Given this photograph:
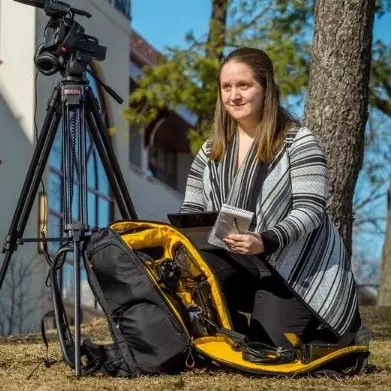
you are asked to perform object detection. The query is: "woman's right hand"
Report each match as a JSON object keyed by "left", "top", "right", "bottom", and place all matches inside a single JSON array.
[{"left": 223, "top": 232, "right": 264, "bottom": 255}]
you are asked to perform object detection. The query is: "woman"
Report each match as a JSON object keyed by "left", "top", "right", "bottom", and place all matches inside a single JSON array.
[{"left": 181, "top": 47, "right": 364, "bottom": 349}]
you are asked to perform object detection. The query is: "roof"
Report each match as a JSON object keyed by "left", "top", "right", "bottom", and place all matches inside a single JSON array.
[{"left": 130, "top": 30, "right": 162, "bottom": 67}]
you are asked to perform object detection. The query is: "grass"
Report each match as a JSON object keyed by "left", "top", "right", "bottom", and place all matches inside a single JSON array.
[{"left": 0, "top": 306, "right": 390, "bottom": 391}]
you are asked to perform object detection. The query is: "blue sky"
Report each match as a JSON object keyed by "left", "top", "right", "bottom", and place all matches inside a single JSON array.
[
  {"left": 132, "top": 1, "right": 391, "bottom": 52},
  {"left": 132, "top": 0, "right": 211, "bottom": 51}
]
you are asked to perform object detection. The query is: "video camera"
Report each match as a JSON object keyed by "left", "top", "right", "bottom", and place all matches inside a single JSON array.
[{"left": 14, "top": 0, "right": 107, "bottom": 76}]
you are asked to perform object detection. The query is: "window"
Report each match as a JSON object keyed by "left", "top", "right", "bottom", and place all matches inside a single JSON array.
[
  {"left": 149, "top": 145, "right": 177, "bottom": 189},
  {"left": 114, "top": 0, "right": 131, "bottom": 20},
  {"left": 104, "top": 0, "right": 131, "bottom": 21},
  {"left": 47, "top": 66, "right": 113, "bottom": 311},
  {"left": 129, "top": 125, "right": 142, "bottom": 168}
]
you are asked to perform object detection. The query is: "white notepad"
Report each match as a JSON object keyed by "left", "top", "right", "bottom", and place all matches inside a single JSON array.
[{"left": 207, "top": 204, "right": 254, "bottom": 250}]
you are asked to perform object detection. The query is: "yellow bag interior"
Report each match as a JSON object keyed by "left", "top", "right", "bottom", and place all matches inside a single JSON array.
[
  {"left": 110, "top": 220, "right": 232, "bottom": 330},
  {"left": 193, "top": 336, "right": 369, "bottom": 374},
  {"left": 110, "top": 220, "right": 370, "bottom": 374}
]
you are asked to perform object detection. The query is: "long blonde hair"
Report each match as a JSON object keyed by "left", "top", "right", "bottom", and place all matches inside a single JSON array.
[{"left": 209, "top": 47, "right": 300, "bottom": 163}]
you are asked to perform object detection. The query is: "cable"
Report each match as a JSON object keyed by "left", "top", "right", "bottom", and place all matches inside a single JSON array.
[
  {"left": 241, "top": 341, "right": 297, "bottom": 364},
  {"left": 69, "top": 111, "right": 78, "bottom": 220}
]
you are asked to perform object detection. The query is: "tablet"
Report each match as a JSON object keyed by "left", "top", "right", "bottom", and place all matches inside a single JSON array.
[
  {"left": 167, "top": 211, "right": 218, "bottom": 250},
  {"left": 167, "top": 211, "right": 218, "bottom": 228}
]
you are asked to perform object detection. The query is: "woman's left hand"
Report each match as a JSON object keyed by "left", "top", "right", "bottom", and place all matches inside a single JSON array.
[{"left": 223, "top": 232, "right": 264, "bottom": 255}]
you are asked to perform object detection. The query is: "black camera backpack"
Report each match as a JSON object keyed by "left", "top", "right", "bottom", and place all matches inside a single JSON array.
[{"left": 49, "top": 220, "right": 370, "bottom": 377}]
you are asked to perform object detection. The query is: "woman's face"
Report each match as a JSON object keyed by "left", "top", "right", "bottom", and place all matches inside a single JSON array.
[{"left": 220, "top": 60, "right": 264, "bottom": 129}]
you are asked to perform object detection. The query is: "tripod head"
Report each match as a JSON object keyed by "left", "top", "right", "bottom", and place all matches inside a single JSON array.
[{"left": 15, "top": 0, "right": 107, "bottom": 77}]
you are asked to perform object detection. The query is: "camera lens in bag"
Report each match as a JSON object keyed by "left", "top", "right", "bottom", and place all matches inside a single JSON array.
[{"left": 159, "top": 259, "right": 181, "bottom": 290}]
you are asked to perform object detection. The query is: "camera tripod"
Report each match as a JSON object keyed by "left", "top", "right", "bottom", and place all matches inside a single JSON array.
[
  {"left": 0, "top": 70, "right": 138, "bottom": 376},
  {"left": 1, "top": 1, "right": 138, "bottom": 376}
]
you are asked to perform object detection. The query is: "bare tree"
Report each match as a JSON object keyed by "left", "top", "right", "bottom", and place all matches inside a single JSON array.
[
  {"left": 305, "top": 0, "right": 375, "bottom": 257},
  {"left": 352, "top": 250, "right": 381, "bottom": 285},
  {"left": 352, "top": 109, "right": 390, "bottom": 282},
  {"left": 378, "top": 184, "right": 391, "bottom": 305},
  {"left": 0, "top": 256, "right": 41, "bottom": 335}
]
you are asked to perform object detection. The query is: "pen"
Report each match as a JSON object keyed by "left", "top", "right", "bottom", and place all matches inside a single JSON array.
[{"left": 233, "top": 218, "right": 240, "bottom": 233}]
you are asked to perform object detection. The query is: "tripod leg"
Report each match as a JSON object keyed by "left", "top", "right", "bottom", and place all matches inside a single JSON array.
[
  {"left": 85, "top": 89, "right": 138, "bottom": 220},
  {"left": 73, "top": 232, "right": 82, "bottom": 376},
  {"left": 74, "top": 105, "right": 89, "bottom": 376},
  {"left": 61, "top": 98, "right": 89, "bottom": 376},
  {"left": 0, "top": 87, "right": 62, "bottom": 292}
]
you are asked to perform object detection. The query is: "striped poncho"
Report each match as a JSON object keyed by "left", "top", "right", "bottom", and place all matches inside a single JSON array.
[{"left": 181, "top": 126, "right": 358, "bottom": 337}]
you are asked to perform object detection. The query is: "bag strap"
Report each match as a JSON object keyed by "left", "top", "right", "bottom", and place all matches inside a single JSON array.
[
  {"left": 200, "top": 315, "right": 246, "bottom": 342},
  {"left": 40, "top": 310, "right": 55, "bottom": 366},
  {"left": 49, "top": 247, "right": 75, "bottom": 365},
  {"left": 83, "top": 245, "right": 141, "bottom": 377},
  {"left": 82, "top": 339, "right": 130, "bottom": 376}
]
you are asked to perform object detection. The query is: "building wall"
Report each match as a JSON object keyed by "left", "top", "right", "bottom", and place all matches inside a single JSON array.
[
  {"left": 0, "top": 0, "right": 132, "bottom": 334},
  {"left": 0, "top": 0, "right": 37, "bottom": 143},
  {"left": 127, "top": 136, "right": 193, "bottom": 221},
  {"left": 0, "top": 0, "right": 45, "bottom": 335},
  {"left": 128, "top": 167, "right": 185, "bottom": 221},
  {"left": 1, "top": 85, "right": 54, "bottom": 337},
  {"left": 0, "top": 0, "right": 193, "bottom": 334}
]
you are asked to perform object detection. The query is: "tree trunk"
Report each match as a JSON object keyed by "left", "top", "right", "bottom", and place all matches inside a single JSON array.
[
  {"left": 304, "top": 0, "right": 375, "bottom": 256},
  {"left": 192, "top": 0, "right": 229, "bottom": 148},
  {"left": 206, "top": 0, "right": 229, "bottom": 61},
  {"left": 378, "top": 184, "right": 391, "bottom": 306}
]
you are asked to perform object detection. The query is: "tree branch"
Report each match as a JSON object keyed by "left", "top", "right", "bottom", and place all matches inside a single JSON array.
[
  {"left": 369, "top": 92, "right": 391, "bottom": 116},
  {"left": 354, "top": 185, "right": 387, "bottom": 211}
]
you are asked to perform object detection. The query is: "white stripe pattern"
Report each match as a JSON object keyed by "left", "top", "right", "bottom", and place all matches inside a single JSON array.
[{"left": 181, "top": 127, "right": 358, "bottom": 336}]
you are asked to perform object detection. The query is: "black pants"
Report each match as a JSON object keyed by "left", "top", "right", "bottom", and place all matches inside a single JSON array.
[{"left": 199, "top": 249, "right": 359, "bottom": 349}]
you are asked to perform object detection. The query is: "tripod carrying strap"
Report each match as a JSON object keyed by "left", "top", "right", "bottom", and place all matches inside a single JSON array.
[{"left": 82, "top": 249, "right": 141, "bottom": 377}]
